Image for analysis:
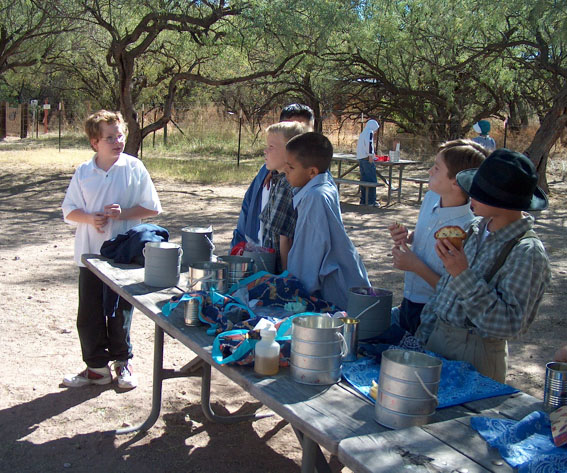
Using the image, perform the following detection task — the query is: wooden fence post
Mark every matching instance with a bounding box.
[20,103,29,138]
[0,102,6,140]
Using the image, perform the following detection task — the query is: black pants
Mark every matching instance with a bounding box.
[398,298,426,335]
[77,267,133,368]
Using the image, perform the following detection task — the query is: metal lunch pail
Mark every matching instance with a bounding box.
[188,261,228,293]
[375,349,442,429]
[181,226,214,267]
[143,242,182,287]
[242,250,276,274]
[217,255,256,288]
[290,315,347,385]
[347,287,392,340]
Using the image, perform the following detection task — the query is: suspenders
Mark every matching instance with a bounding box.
[465,227,538,283]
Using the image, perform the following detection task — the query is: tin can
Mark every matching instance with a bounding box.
[184,298,201,326]
[544,361,567,412]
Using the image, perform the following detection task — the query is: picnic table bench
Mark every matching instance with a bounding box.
[402,176,428,203]
[82,254,545,473]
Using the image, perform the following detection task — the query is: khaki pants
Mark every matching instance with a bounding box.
[425,319,508,383]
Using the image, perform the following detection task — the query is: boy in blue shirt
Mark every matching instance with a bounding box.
[285,132,370,309]
[388,139,488,334]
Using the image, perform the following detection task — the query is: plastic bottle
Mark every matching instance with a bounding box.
[254,326,280,376]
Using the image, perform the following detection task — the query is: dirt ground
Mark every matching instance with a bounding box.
[1,157,566,473]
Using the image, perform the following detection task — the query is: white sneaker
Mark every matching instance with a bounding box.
[113,361,138,389]
[63,366,112,387]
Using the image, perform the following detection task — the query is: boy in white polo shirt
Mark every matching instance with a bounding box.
[61,110,162,389]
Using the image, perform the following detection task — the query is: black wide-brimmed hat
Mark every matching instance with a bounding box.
[456,148,548,211]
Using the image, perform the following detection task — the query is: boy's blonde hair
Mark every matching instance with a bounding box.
[85,110,127,144]
[438,138,489,179]
[266,121,306,142]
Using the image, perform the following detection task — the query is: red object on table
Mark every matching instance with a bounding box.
[374,155,389,162]
[230,242,246,255]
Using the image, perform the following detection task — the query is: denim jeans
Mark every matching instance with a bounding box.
[77,267,133,368]
[358,158,377,205]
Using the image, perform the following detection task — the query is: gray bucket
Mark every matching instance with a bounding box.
[375,349,442,429]
[290,316,346,385]
[544,361,567,412]
[143,242,182,287]
[243,250,276,274]
[217,255,256,287]
[181,226,214,266]
[347,287,392,340]
[189,261,228,293]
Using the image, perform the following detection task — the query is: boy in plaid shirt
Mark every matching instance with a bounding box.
[259,121,306,273]
[416,149,551,382]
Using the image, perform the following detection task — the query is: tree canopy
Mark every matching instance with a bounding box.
[0,0,565,186]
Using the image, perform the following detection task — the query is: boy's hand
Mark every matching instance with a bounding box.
[388,222,408,245]
[435,239,468,277]
[92,212,108,233]
[392,242,419,271]
[104,203,122,220]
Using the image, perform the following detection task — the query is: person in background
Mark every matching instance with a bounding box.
[472,120,496,151]
[415,149,551,383]
[61,110,162,389]
[356,119,380,207]
[388,139,489,334]
[230,104,314,248]
[259,121,305,272]
[285,132,370,309]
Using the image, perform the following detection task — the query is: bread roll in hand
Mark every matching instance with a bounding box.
[434,226,466,250]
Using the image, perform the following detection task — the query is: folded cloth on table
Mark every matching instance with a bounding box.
[162,272,336,336]
[342,352,518,407]
[100,223,169,264]
[231,271,336,314]
[470,411,567,473]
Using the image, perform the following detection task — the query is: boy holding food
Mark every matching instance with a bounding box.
[416,149,551,383]
[388,139,488,334]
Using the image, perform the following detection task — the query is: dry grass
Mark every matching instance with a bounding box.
[3,109,566,183]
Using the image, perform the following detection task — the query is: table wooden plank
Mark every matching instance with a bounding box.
[462,391,543,420]
[339,423,493,473]
[423,418,514,473]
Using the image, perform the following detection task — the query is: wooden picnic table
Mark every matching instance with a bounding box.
[332,153,421,206]
[83,254,544,473]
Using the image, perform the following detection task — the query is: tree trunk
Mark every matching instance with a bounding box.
[507,96,530,133]
[523,82,567,193]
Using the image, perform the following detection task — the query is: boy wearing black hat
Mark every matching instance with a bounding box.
[415,149,551,383]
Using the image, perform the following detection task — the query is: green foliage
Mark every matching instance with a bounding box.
[2,0,567,158]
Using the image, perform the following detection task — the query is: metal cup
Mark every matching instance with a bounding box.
[544,361,567,412]
[184,298,201,326]
[340,317,359,362]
